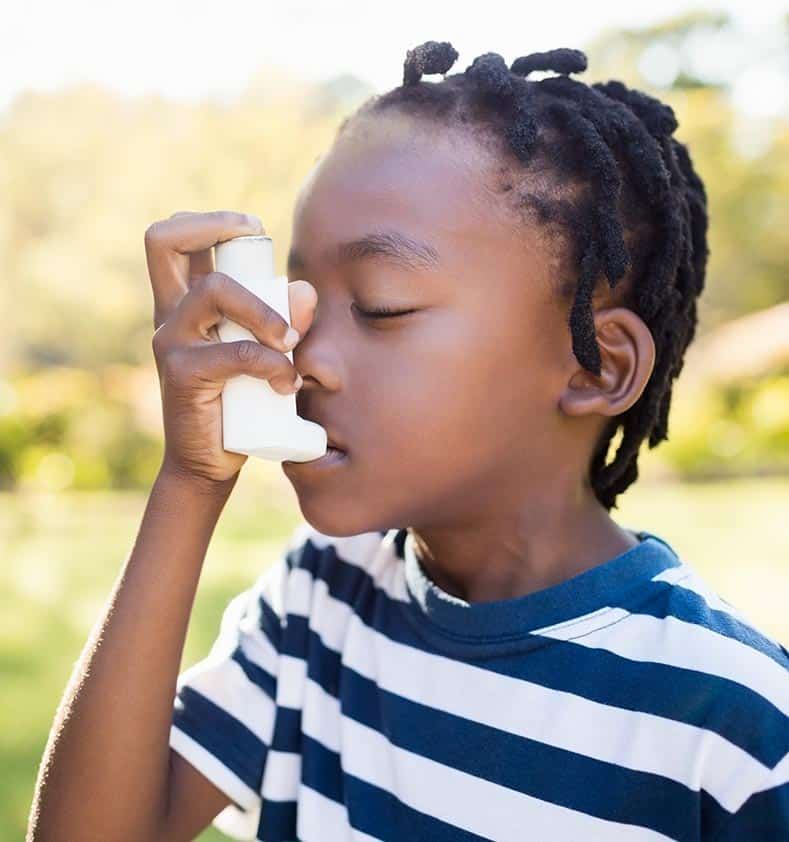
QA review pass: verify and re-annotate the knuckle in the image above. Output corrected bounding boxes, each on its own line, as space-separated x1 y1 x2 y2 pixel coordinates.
234 340 259 364
254 302 291 347
258 300 285 336
143 220 164 247
160 347 187 385
212 210 249 226
199 271 229 299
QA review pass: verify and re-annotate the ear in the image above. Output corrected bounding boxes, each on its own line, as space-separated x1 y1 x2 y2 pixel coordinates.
558 307 656 419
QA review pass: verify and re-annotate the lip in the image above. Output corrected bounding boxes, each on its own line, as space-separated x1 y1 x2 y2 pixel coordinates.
282 445 348 470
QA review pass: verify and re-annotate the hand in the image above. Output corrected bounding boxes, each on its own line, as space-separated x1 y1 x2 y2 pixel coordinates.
144 210 317 486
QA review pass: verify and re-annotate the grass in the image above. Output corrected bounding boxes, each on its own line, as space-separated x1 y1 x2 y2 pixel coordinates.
3 469 788 841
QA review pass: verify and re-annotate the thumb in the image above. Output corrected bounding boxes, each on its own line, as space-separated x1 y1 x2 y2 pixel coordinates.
287 280 318 340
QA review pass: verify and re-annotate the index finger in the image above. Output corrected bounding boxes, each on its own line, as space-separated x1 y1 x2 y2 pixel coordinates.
144 210 266 329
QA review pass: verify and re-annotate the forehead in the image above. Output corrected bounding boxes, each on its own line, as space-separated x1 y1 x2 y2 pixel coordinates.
289 115 539 270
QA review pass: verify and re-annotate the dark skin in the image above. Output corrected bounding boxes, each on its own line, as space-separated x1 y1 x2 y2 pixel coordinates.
285 112 656 602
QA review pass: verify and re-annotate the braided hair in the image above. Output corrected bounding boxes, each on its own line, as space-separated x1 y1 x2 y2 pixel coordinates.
336 41 709 512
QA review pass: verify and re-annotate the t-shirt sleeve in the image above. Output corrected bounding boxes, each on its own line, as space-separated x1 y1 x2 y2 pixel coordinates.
169 528 302 841
709 764 789 841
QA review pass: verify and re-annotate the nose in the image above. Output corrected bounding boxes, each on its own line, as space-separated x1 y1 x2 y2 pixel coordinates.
290 294 344 393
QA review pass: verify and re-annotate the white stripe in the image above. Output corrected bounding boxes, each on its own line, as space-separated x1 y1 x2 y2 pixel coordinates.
252 555 290 622
287 567 315 616
298 784 382 842
276 654 307 709
198 553 287 658
339 711 673 841
302 527 410 603
261 749 301 801
756 751 789 792
532 606 630 638
238 610 279 678
208 589 255 660
651 565 756 626
303 675 342 753
299 676 668 840
310 573 356 651
302 528 393 574
302 573 769 813
286 521 315 554
542 610 789 717
170 724 261 815
176 656 277 746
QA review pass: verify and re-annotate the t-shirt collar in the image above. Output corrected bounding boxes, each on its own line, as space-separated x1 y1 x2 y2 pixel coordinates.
396 526 682 644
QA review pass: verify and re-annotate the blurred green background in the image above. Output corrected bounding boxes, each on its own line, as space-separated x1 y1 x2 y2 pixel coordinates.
2 9 788 841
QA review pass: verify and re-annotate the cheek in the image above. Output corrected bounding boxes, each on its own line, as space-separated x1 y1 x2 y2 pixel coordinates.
358 309 528 470
432 305 560 461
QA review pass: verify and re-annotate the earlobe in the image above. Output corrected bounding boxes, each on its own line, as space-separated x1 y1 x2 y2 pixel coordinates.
558 307 656 420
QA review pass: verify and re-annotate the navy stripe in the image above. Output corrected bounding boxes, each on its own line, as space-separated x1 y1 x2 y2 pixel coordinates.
297 626 696 840
700 788 737 839
269 705 302 754
611 574 789 669
482 639 787 769
257 593 283 651
291 543 788 768
302 732 344 804
280 609 311 660
343 668 697 840
298 732 493 842
700 783 789 840
173 685 267 794
348 771 493 841
258 798 297 841
285 545 300 571
231 644 277 702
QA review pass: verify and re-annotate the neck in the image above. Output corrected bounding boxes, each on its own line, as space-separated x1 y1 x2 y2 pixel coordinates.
408 489 639 604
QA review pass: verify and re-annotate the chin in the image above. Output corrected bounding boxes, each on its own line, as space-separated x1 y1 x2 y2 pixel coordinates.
295 500 391 539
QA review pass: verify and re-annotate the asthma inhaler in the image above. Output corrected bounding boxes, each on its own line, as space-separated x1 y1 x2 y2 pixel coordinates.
214 234 327 462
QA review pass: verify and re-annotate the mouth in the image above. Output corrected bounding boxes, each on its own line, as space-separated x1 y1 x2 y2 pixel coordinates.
282 444 347 470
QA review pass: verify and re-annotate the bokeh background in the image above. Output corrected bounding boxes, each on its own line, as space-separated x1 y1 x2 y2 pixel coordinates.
2 2 788 839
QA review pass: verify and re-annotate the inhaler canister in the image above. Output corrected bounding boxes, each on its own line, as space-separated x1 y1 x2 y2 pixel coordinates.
214 235 327 462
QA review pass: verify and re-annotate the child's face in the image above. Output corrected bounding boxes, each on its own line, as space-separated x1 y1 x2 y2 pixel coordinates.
283 113 597 536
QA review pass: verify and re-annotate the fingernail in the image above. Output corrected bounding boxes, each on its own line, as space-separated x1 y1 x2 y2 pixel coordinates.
293 374 303 391
282 327 300 350
245 213 264 230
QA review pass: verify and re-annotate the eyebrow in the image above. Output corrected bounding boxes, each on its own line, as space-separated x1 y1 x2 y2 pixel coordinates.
287 230 442 275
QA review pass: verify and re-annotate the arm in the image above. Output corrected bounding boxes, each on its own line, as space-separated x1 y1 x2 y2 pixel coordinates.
27 466 238 842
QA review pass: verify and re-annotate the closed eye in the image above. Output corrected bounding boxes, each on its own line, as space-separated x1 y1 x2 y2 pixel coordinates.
353 303 417 319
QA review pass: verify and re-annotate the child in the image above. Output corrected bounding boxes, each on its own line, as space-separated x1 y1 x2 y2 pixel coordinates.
31 42 788 841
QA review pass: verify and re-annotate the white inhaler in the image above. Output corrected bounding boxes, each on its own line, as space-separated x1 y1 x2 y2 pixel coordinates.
214 234 327 462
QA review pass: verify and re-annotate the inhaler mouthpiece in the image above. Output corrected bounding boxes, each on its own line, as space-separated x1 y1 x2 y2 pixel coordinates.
214 235 327 462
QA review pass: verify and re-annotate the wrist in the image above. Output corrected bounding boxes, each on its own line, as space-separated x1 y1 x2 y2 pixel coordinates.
156 459 239 501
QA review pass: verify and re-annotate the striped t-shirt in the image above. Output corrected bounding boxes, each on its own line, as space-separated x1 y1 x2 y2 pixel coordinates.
170 522 789 841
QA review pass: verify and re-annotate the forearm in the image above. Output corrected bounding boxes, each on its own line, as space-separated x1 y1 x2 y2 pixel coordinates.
27 466 238 842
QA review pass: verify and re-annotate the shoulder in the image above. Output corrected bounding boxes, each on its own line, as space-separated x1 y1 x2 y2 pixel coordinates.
558 534 788 829
646 553 789 686
627 538 789 713
630 549 789 809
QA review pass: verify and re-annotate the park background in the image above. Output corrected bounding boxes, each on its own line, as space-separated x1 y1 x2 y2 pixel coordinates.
2 2 788 839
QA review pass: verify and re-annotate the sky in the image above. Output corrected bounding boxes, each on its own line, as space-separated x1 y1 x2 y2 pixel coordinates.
2 0 787 114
